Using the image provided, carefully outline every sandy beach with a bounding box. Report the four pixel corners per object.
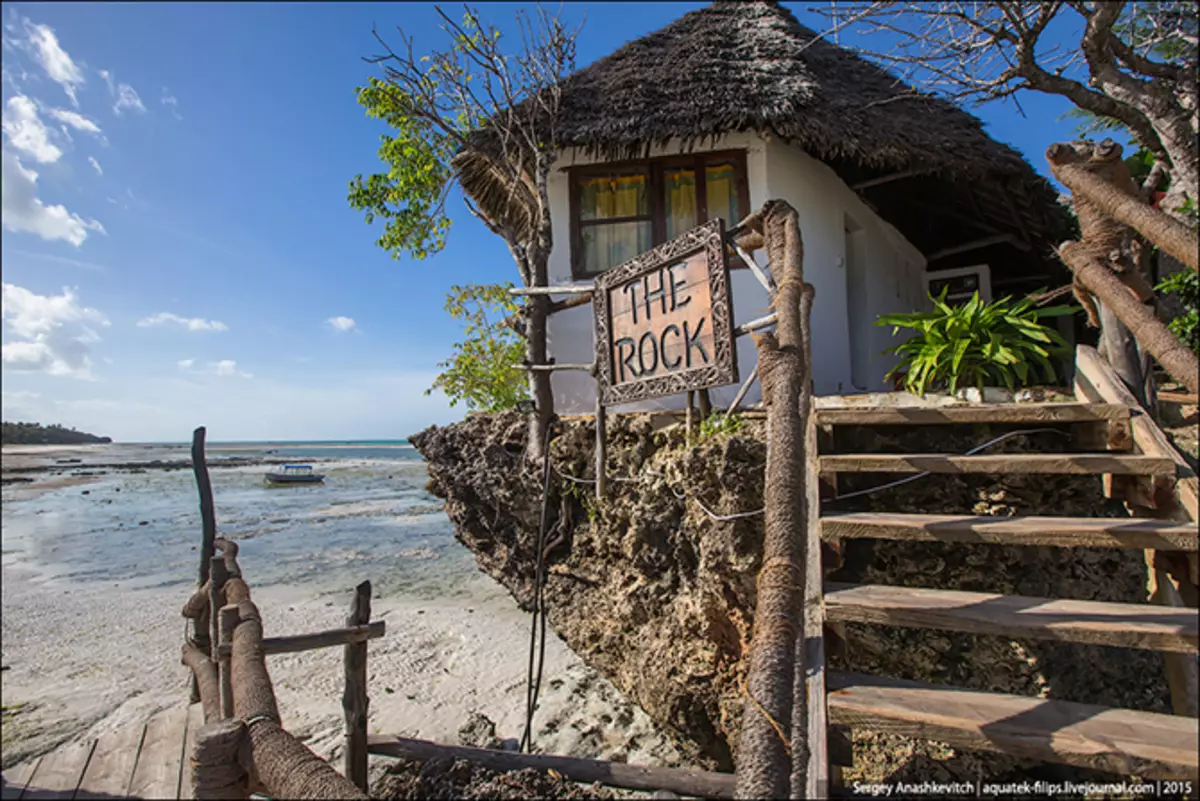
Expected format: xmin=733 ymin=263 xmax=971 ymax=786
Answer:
xmin=0 ymin=443 xmax=683 ymax=775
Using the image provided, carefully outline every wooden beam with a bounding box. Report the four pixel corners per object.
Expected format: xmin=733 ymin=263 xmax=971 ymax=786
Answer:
xmin=827 ymin=672 xmax=1199 ymax=779
xmin=510 ymin=285 xmax=594 ymax=296
xmin=216 ymin=621 xmax=386 ymax=657
xmin=735 ymin=313 xmax=778 ymax=337
xmin=731 ymin=240 xmax=777 ymax=296
xmin=814 ymin=402 xmax=1129 ymax=427
xmin=851 ymin=168 xmax=929 ymax=191
xmin=924 ymin=233 xmax=1017 ymax=262
xmin=343 ymin=582 xmax=371 ymax=793
xmin=366 ymin=736 xmax=737 ymax=799
xmin=821 ymin=512 xmax=1199 ymax=551
xmin=824 ymin=582 xmax=1198 ymax=653
xmin=548 ymin=293 xmax=594 ymax=315
xmin=517 ymin=362 xmax=595 ymax=373
xmin=819 ymin=453 xmax=1176 ymax=476
xmin=1076 ymin=346 xmax=1198 ymax=519
xmin=1160 ymin=391 xmax=1200 ymax=405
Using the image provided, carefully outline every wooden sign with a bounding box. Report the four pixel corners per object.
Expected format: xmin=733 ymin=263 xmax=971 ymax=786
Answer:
xmin=593 ymin=218 xmax=738 ymax=406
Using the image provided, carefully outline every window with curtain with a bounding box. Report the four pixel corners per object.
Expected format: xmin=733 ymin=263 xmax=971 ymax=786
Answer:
xmin=571 ymin=151 xmax=749 ymax=279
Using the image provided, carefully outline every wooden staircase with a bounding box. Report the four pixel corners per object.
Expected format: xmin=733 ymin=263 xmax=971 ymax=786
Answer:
xmin=807 ymin=357 xmax=1200 ymax=783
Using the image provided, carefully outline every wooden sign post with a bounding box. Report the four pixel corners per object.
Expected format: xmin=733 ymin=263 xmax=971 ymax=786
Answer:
xmin=592 ymin=218 xmax=739 ymax=496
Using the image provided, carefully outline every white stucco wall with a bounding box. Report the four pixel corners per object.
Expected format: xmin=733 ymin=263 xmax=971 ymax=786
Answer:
xmin=541 ymin=132 xmax=928 ymax=414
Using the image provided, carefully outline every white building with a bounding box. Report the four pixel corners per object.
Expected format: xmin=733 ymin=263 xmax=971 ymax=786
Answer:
xmin=462 ymin=1 xmax=1067 ymax=414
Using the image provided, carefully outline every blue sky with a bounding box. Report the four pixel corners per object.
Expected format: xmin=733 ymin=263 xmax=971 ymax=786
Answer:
xmin=1 ymin=2 xmax=1083 ymax=442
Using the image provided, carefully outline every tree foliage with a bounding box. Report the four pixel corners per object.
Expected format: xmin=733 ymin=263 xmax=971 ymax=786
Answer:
xmin=426 ymin=283 xmax=529 ymax=412
xmin=1157 ymin=269 xmax=1200 ymax=353
xmin=878 ymin=290 xmax=1076 ymax=395
xmin=1 ymin=422 xmax=112 ymax=445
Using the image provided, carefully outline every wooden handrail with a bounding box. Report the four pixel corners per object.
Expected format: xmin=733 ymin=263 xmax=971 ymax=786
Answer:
xmin=215 ymin=621 xmax=386 ymax=657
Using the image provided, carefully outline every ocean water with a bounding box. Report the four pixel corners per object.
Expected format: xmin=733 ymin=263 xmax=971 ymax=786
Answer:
xmin=1 ymin=442 xmax=480 ymax=602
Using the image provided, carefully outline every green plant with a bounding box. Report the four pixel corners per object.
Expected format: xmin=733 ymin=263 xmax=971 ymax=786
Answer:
xmin=562 ymin=476 xmax=599 ymax=523
xmin=425 ymin=283 xmax=529 ymax=411
xmin=699 ymin=411 xmax=744 ymax=440
xmin=1156 ymin=269 xmax=1199 ymax=354
xmin=877 ymin=290 xmax=1076 ymax=395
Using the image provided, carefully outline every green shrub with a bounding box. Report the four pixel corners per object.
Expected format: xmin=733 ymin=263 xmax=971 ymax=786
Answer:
xmin=877 ymin=290 xmax=1076 ymax=395
xmin=426 ymin=283 xmax=530 ymax=412
xmin=1156 ymin=269 xmax=1199 ymax=354
xmin=699 ymin=411 xmax=744 ymax=440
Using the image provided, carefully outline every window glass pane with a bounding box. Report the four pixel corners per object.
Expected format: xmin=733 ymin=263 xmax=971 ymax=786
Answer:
xmin=664 ymin=167 xmax=698 ymax=239
xmin=581 ymin=221 xmax=652 ymax=275
xmin=578 ymin=171 xmax=649 ymax=220
xmin=705 ymin=162 xmax=742 ymax=226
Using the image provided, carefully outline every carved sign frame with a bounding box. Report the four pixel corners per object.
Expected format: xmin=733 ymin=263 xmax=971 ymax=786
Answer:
xmin=593 ymin=218 xmax=738 ymax=406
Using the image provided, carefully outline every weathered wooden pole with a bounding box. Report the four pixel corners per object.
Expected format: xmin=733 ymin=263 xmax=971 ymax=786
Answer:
xmin=209 ymin=556 xmax=230 ymax=662
xmin=181 ymin=641 xmax=221 ymax=724
xmin=343 ymin=581 xmax=371 ymax=793
xmin=190 ymin=426 xmax=218 ymax=702
xmin=595 ymin=395 xmax=607 ymax=501
xmin=734 ymin=200 xmax=810 ymax=799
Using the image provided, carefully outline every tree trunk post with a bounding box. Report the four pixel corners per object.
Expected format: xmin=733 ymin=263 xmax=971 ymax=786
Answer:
xmin=192 ymin=719 xmax=249 ymax=799
xmin=735 ymin=200 xmax=810 ymax=799
xmin=1061 ymin=242 xmax=1200 ymax=395
xmin=343 ymin=581 xmax=371 ymax=793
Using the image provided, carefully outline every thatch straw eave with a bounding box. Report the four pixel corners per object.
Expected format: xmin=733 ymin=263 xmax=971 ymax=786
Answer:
xmin=455 ymin=0 xmax=1070 ymax=287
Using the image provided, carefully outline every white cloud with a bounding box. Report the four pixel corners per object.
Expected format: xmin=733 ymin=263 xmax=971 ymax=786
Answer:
xmin=97 ymin=68 xmax=113 ymax=96
xmin=1 ymin=282 xmax=109 ymax=379
xmin=19 ymin=19 xmax=84 ymax=106
xmin=112 ymin=82 xmax=144 ymax=116
xmin=2 ymin=95 xmax=61 ymax=163
xmin=210 ymin=359 xmax=253 ymax=379
xmin=2 ymin=149 xmax=106 ymax=246
xmin=136 ymin=312 xmax=228 ymax=332
xmin=46 ymin=107 xmax=102 ymax=135
xmin=327 ymin=316 xmax=356 ymax=332
xmin=161 ymin=88 xmax=181 ymax=120
xmin=177 ymin=358 xmax=194 ymax=370
xmin=87 ymin=155 xmax=102 ymax=176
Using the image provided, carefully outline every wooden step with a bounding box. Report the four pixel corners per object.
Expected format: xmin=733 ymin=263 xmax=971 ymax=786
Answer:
xmin=819 ymin=453 xmax=1176 ymax=475
xmin=824 ymin=583 xmax=1198 ymax=653
xmin=821 ymin=512 xmax=1199 ymax=550
xmin=815 ymin=402 xmax=1129 ymax=426
xmin=827 ymin=672 xmax=1199 ymax=779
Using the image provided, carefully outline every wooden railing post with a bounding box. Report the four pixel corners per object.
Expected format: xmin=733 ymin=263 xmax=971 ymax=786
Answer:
xmin=343 ymin=581 xmax=371 ymax=792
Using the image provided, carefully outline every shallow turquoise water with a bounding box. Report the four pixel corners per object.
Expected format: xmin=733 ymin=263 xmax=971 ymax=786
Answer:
xmin=1 ymin=445 xmax=480 ymax=602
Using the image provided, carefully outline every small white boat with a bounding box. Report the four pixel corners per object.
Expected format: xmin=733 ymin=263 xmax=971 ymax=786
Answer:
xmin=264 ymin=464 xmax=325 ymax=485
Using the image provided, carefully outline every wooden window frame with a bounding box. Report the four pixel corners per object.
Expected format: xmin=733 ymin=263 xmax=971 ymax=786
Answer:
xmin=569 ymin=149 xmax=750 ymax=280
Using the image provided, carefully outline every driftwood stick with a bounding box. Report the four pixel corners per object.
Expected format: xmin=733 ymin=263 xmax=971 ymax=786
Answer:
xmin=549 ymin=292 xmax=594 ymax=314
xmin=367 ymin=736 xmax=736 ymax=799
xmin=595 ymin=397 xmax=607 ymax=501
xmin=686 ymin=391 xmax=695 ymax=443
xmin=1049 ymin=157 xmax=1198 ymax=273
xmin=192 ymin=426 xmax=218 ymax=585
xmin=727 ymin=365 xmax=759 ymax=416
xmin=1059 ymin=241 xmax=1200 ymax=395
xmin=735 ymin=200 xmax=809 ymax=799
xmin=192 ymin=719 xmax=249 ymax=799
xmin=219 ymin=605 xmax=238 ymax=720
xmin=343 ymin=581 xmax=371 ymax=793
xmin=182 ymin=642 xmax=221 ymax=724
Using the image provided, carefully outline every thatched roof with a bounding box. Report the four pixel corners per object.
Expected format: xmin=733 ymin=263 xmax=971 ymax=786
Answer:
xmin=460 ymin=0 xmax=1070 ymax=285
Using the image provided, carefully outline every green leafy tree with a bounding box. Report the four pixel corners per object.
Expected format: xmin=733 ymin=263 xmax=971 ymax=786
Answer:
xmin=426 ymin=284 xmax=530 ymax=411
xmin=349 ymin=5 xmax=581 ymax=459
xmin=1156 ymin=269 xmax=1200 ymax=354
xmin=878 ymin=291 xmax=1076 ymax=395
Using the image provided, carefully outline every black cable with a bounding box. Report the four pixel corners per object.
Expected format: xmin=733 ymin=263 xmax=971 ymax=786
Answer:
xmin=520 ymin=420 xmax=555 ymax=753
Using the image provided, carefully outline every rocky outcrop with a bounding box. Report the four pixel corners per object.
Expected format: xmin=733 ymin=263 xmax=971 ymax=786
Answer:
xmin=412 ymin=410 xmax=1171 ymax=777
